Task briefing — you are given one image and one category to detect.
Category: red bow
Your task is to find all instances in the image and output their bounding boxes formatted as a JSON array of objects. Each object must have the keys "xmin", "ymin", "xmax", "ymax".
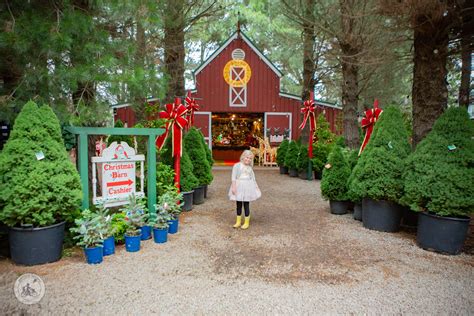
[
  {"xmin": 358, "ymin": 99, "xmax": 383, "ymax": 156},
  {"xmin": 155, "ymin": 99, "xmax": 189, "ymax": 157},
  {"xmin": 185, "ymin": 92, "xmax": 200, "ymax": 129},
  {"xmin": 299, "ymin": 99, "xmax": 317, "ymax": 158}
]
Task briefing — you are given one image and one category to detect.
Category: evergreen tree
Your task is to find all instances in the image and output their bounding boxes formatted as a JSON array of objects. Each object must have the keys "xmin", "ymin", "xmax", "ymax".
[
  {"xmin": 296, "ymin": 145, "xmax": 309, "ymax": 172},
  {"xmin": 312, "ymin": 113, "xmax": 336, "ymax": 172},
  {"xmin": 276, "ymin": 139, "xmax": 289, "ymax": 166},
  {"xmin": 0, "ymin": 101, "xmax": 82, "ymax": 227},
  {"xmin": 184, "ymin": 127, "xmax": 213, "ymax": 185},
  {"xmin": 350, "ymin": 106, "xmax": 411, "ymax": 202},
  {"xmin": 402, "ymin": 107, "xmax": 474, "ymax": 217},
  {"xmin": 284, "ymin": 140, "xmax": 299, "ymax": 170},
  {"xmin": 321, "ymin": 146, "xmax": 351, "ymax": 201}
]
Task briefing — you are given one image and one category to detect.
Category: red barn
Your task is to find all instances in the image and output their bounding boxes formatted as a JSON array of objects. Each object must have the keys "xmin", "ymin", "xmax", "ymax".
[{"xmin": 114, "ymin": 30, "xmax": 341, "ymax": 161}]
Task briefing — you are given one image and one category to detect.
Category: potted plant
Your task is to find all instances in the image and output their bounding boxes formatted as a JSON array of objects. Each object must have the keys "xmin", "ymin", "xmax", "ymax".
[
  {"xmin": 296, "ymin": 145, "xmax": 310, "ymax": 180},
  {"xmin": 276, "ymin": 139, "xmax": 289, "ymax": 174},
  {"xmin": 184, "ymin": 127, "xmax": 213, "ymax": 205},
  {"xmin": 160, "ymin": 137, "xmax": 198, "ymax": 211},
  {"xmin": 312, "ymin": 113, "xmax": 336, "ymax": 179},
  {"xmin": 111, "ymin": 212, "xmax": 127, "ymax": 244},
  {"xmin": 284, "ymin": 140, "xmax": 299, "ymax": 177},
  {"xmin": 402, "ymin": 107, "xmax": 474, "ymax": 255},
  {"xmin": 95, "ymin": 206, "xmax": 116, "ymax": 256},
  {"xmin": 0, "ymin": 101, "xmax": 82, "ymax": 266},
  {"xmin": 351, "ymin": 106, "xmax": 411, "ymax": 232},
  {"xmin": 120, "ymin": 194, "xmax": 147, "ymax": 252},
  {"xmin": 70, "ymin": 209, "xmax": 105, "ymax": 264},
  {"xmin": 158, "ymin": 190, "xmax": 184, "ymax": 234},
  {"xmin": 320, "ymin": 146, "xmax": 351, "ymax": 214},
  {"xmin": 197, "ymin": 129, "xmax": 214, "ymax": 198},
  {"xmin": 150, "ymin": 200, "xmax": 173, "ymax": 244}
]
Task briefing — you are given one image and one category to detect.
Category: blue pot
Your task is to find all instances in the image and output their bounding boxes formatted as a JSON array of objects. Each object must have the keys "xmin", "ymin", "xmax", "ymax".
[
  {"xmin": 124, "ymin": 235, "xmax": 141, "ymax": 252},
  {"xmin": 103, "ymin": 236, "xmax": 115, "ymax": 256},
  {"xmin": 168, "ymin": 219, "xmax": 179, "ymax": 234},
  {"xmin": 153, "ymin": 228, "xmax": 168, "ymax": 243},
  {"xmin": 141, "ymin": 225, "xmax": 152, "ymax": 240},
  {"xmin": 84, "ymin": 246, "xmax": 103, "ymax": 264}
]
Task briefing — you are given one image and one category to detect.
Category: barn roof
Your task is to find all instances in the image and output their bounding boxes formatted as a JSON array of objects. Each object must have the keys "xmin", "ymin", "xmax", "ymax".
[{"xmin": 193, "ymin": 30, "xmax": 284, "ymax": 78}]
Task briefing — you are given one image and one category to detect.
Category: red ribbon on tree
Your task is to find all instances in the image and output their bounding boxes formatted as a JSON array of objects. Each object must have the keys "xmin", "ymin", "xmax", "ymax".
[
  {"xmin": 299, "ymin": 93, "xmax": 317, "ymax": 158},
  {"xmin": 185, "ymin": 91, "xmax": 200, "ymax": 129},
  {"xmin": 358, "ymin": 99, "xmax": 383, "ymax": 156},
  {"xmin": 155, "ymin": 99, "xmax": 189, "ymax": 157}
]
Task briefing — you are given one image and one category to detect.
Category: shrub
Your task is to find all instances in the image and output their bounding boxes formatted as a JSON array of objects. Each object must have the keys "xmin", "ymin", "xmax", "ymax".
[
  {"xmin": 284, "ymin": 140, "xmax": 299, "ymax": 170},
  {"xmin": 159, "ymin": 135, "xmax": 199, "ymax": 192},
  {"xmin": 402, "ymin": 107, "xmax": 474, "ymax": 217},
  {"xmin": 320, "ymin": 146, "xmax": 351, "ymax": 201},
  {"xmin": 350, "ymin": 106, "xmax": 411, "ymax": 203},
  {"xmin": 111, "ymin": 212, "xmax": 127, "ymax": 244},
  {"xmin": 312, "ymin": 113, "xmax": 337, "ymax": 172},
  {"xmin": 69, "ymin": 209, "xmax": 104, "ymax": 248},
  {"xmin": 296, "ymin": 144, "xmax": 309, "ymax": 172},
  {"xmin": 198, "ymin": 129, "xmax": 214, "ymax": 167},
  {"xmin": 276, "ymin": 139, "xmax": 289, "ymax": 166},
  {"xmin": 184, "ymin": 127, "xmax": 213, "ymax": 185},
  {"xmin": 0, "ymin": 101, "xmax": 82, "ymax": 227},
  {"xmin": 156, "ymin": 162, "xmax": 175, "ymax": 197}
]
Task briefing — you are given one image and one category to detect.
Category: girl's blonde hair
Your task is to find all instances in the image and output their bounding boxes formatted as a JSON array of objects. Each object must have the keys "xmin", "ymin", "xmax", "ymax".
[{"xmin": 240, "ymin": 150, "xmax": 254, "ymax": 166}]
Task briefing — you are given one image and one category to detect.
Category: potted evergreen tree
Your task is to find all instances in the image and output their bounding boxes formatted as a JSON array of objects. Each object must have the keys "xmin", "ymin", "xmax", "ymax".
[
  {"xmin": 296, "ymin": 145, "xmax": 310, "ymax": 180},
  {"xmin": 120, "ymin": 194, "xmax": 147, "ymax": 252},
  {"xmin": 284, "ymin": 140, "xmax": 299, "ymax": 177},
  {"xmin": 402, "ymin": 107, "xmax": 474, "ymax": 255},
  {"xmin": 351, "ymin": 106, "xmax": 411, "ymax": 232},
  {"xmin": 159, "ymin": 190, "xmax": 184, "ymax": 234},
  {"xmin": 276, "ymin": 139, "xmax": 289, "ymax": 174},
  {"xmin": 320, "ymin": 146, "xmax": 351, "ymax": 214},
  {"xmin": 347, "ymin": 149, "xmax": 363, "ymax": 221},
  {"xmin": 150, "ymin": 199, "xmax": 173, "ymax": 244},
  {"xmin": 184, "ymin": 127, "xmax": 212, "ymax": 204},
  {"xmin": 312, "ymin": 113, "xmax": 336, "ymax": 179},
  {"xmin": 0, "ymin": 101, "xmax": 82, "ymax": 266},
  {"xmin": 197, "ymin": 129, "xmax": 214, "ymax": 198}
]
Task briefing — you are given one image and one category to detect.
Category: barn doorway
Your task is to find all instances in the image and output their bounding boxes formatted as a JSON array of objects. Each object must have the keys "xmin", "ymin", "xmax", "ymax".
[{"xmin": 211, "ymin": 112, "xmax": 264, "ymax": 163}]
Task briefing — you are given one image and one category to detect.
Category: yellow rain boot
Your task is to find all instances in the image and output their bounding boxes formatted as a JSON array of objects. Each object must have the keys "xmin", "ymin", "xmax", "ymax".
[
  {"xmin": 233, "ymin": 215, "xmax": 242, "ymax": 228},
  {"xmin": 241, "ymin": 216, "xmax": 250, "ymax": 229}
]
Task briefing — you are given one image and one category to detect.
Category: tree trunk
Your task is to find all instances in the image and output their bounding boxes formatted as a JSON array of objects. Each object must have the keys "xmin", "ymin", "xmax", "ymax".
[
  {"xmin": 164, "ymin": 0, "xmax": 185, "ymax": 104},
  {"xmin": 412, "ymin": 27, "xmax": 448, "ymax": 146},
  {"xmin": 458, "ymin": 32, "xmax": 472, "ymax": 108},
  {"xmin": 134, "ymin": 19, "xmax": 147, "ymax": 123},
  {"xmin": 341, "ymin": 58, "xmax": 360, "ymax": 149}
]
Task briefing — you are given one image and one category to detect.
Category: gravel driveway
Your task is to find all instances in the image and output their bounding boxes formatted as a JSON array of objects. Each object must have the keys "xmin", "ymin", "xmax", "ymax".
[{"xmin": 1, "ymin": 167, "xmax": 473, "ymax": 314}]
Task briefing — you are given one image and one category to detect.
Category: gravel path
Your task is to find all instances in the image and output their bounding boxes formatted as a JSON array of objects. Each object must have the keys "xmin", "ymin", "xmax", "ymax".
[{"xmin": 1, "ymin": 167, "xmax": 473, "ymax": 314}]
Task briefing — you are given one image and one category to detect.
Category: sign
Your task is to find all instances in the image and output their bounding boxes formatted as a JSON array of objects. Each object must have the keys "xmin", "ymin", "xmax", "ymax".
[{"xmin": 91, "ymin": 142, "xmax": 145, "ymax": 207}]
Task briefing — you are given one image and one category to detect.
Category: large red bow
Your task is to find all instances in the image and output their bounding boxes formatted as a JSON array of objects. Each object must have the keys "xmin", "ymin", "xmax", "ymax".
[
  {"xmin": 185, "ymin": 92, "xmax": 200, "ymax": 129},
  {"xmin": 358, "ymin": 99, "xmax": 383, "ymax": 156},
  {"xmin": 155, "ymin": 99, "xmax": 189, "ymax": 157},
  {"xmin": 299, "ymin": 99, "xmax": 317, "ymax": 158}
]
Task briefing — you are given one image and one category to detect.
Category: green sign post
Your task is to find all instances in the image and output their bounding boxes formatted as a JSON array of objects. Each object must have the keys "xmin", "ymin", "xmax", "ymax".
[{"xmin": 66, "ymin": 127, "xmax": 165, "ymax": 213}]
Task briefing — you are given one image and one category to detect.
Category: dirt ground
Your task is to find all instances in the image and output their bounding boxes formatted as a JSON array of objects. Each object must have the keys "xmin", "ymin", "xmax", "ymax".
[{"xmin": 0, "ymin": 167, "xmax": 473, "ymax": 314}]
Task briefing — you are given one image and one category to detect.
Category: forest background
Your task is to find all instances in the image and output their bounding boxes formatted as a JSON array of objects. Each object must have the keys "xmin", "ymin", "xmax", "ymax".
[{"xmin": 0, "ymin": 0, "xmax": 472, "ymax": 149}]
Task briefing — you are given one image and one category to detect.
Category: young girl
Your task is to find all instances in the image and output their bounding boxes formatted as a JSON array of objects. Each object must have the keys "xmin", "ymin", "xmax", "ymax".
[{"xmin": 228, "ymin": 150, "xmax": 261, "ymax": 229}]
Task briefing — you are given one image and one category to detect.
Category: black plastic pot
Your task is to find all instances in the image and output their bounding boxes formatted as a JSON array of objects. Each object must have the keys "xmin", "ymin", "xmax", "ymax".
[
  {"xmin": 298, "ymin": 170, "xmax": 308, "ymax": 180},
  {"xmin": 417, "ymin": 212, "xmax": 470, "ymax": 255},
  {"xmin": 193, "ymin": 185, "xmax": 205, "ymax": 205},
  {"xmin": 9, "ymin": 221, "xmax": 65, "ymax": 266},
  {"xmin": 329, "ymin": 200, "xmax": 350, "ymax": 215},
  {"xmin": 362, "ymin": 198, "xmax": 402, "ymax": 232},
  {"xmin": 289, "ymin": 168, "xmax": 298, "ymax": 177},
  {"xmin": 353, "ymin": 203, "xmax": 362, "ymax": 221},
  {"xmin": 204, "ymin": 184, "xmax": 208, "ymax": 198},
  {"xmin": 181, "ymin": 190, "xmax": 194, "ymax": 211},
  {"xmin": 279, "ymin": 166, "xmax": 289, "ymax": 174},
  {"xmin": 401, "ymin": 206, "xmax": 418, "ymax": 228}
]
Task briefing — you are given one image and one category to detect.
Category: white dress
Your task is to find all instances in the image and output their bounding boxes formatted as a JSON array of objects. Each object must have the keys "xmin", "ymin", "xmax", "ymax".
[{"xmin": 228, "ymin": 162, "xmax": 261, "ymax": 202}]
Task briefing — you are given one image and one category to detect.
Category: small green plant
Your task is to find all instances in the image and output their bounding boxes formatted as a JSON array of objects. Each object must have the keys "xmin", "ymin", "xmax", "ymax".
[
  {"xmin": 111, "ymin": 212, "xmax": 127, "ymax": 244},
  {"xmin": 158, "ymin": 190, "xmax": 184, "ymax": 220},
  {"xmin": 70, "ymin": 209, "xmax": 104, "ymax": 248},
  {"xmin": 320, "ymin": 146, "xmax": 351, "ymax": 201},
  {"xmin": 150, "ymin": 204, "xmax": 173, "ymax": 229},
  {"xmin": 156, "ymin": 162, "xmax": 175, "ymax": 197},
  {"xmin": 284, "ymin": 140, "xmax": 299, "ymax": 170},
  {"xmin": 276, "ymin": 139, "xmax": 289, "ymax": 167},
  {"xmin": 120, "ymin": 194, "xmax": 147, "ymax": 236}
]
